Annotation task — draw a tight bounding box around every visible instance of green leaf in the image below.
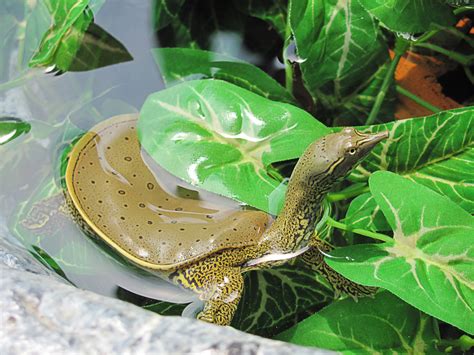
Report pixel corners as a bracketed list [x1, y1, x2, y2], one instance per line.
[235, 0, 287, 38]
[28, 0, 112, 72]
[276, 291, 441, 353]
[352, 107, 474, 213]
[67, 23, 133, 71]
[138, 79, 330, 213]
[153, 0, 186, 31]
[326, 172, 474, 334]
[344, 192, 390, 232]
[31, 245, 72, 282]
[143, 301, 187, 315]
[358, 0, 456, 33]
[143, 263, 333, 337]
[298, 0, 388, 100]
[155, 1, 244, 51]
[232, 264, 333, 336]
[0, 117, 31, 145]
[29, 0, 93, 70]
[152, 47, 295, 104]
[289, 0, 325, 59]
[154, 1, 284, 66]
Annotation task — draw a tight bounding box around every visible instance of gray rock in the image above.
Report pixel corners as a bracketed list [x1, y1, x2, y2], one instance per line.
[0, 233, 330, 355]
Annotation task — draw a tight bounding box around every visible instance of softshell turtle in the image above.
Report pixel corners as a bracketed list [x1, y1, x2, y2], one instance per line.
[23, 113, 388, 325]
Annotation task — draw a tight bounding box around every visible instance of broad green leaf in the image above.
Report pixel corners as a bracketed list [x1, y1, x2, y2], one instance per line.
[138, 79, 330, 213]
[143, 263, 333, 337]
[289, 0, 325, 59]
[153, 0, 186, 31]
[22, 5, 50, 68]
[154, 1, 281, 62]
[298, 0, 388, 100]
[276, 291, 441, 353]
[31, 245, 72, 282]
[358, 0, 456, 33]
[327, 172, 474, 334]
[29, 0, 92, 70]
[67, 23, 133, 71]
[235, 0, 287, 37]
[352, 107, 474, 213]
[344, 192, 390, 232]
[28, 0, 108, 71]
[156, 1, 244, 51]
[143, 301, 187, 315]
[0, 117, 31, 145]
[152, 48, 295, 104]
[233, 264, 333, 336]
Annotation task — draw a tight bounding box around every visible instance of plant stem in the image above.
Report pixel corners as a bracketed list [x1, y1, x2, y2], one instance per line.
[415, 29, 439, 44]
[0, 70, 37, 92]
[327, 184, 369, 202]
[283, 19, 294, 94]
[326, 216, 393, 243]
[267, 165, 285, 183]
[366, 38, 409, 125]
[395, 85, 441, 113]
[414, 42, 474, 66]
[438, 335, 474, 352]
[464, 66, 474, 85]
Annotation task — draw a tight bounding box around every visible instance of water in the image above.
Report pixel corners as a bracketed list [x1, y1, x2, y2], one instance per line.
[0, 0, 263, 308]
[0, 1, 331, 336]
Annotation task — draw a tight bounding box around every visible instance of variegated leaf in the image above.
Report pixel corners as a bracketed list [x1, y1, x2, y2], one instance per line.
[352, 107, 474, 213]
[358, 0, 456, 33]
[138, 79, 330, 214]
[232, 264, 333, 336]
[277, 292, 439, 354]
[297, 0, 388, 100]
[276, 291, 440, 353]
[327, 172, 474, 334]
[344, 192, 390, 232]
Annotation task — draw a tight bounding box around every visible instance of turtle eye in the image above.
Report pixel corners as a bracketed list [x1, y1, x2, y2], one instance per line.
[348, 147, 357, 155]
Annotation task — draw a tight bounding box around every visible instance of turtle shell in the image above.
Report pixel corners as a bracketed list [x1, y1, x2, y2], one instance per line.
[65, 114, 271, 270]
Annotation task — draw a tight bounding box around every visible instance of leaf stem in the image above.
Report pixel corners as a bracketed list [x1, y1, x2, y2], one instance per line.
[414, 42, 474, 66]
[326, 216, 393, 243]
[283, 18, 293, 94]
[464, 66, 474, 85]
[366, 39, 409, 125]
[327, 184, 369, 202]
[415, 29, 439, 44]
[395, 85, 441, 113]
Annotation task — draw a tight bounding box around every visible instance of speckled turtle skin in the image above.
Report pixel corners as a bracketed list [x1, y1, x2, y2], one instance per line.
[23, 114, 388, 325]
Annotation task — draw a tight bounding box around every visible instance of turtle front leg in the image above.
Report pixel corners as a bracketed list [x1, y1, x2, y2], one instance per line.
[20, 194, 71, 235]
[301, 237, 377, 298]
[171, 264, 244, 326]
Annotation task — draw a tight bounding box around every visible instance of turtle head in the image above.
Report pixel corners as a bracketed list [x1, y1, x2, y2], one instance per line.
[296, 127, 388, 186]
[318, 127, 388, 181]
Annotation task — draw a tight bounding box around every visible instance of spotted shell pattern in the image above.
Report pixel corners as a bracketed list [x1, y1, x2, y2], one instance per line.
[66, 114, 271, 270]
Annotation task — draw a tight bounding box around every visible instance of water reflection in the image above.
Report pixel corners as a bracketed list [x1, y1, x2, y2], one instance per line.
[0, 1, 166, 306]
[0, 0, 301, 335]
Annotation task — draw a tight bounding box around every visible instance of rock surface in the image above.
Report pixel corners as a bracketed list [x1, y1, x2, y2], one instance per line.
[0, 234, 331, 355]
